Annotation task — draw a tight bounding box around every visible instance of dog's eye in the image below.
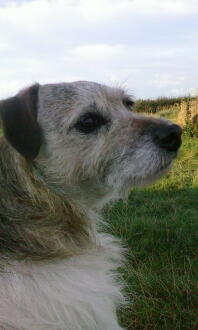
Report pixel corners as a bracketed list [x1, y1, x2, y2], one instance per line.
[74, 112, 108, 134]
[123, 98, 134, 109]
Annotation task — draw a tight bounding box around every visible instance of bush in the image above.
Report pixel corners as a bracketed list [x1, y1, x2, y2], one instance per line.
[134, 96, 193, 114]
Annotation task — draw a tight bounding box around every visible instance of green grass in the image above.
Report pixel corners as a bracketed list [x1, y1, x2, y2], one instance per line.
[104, 110, 198, 329]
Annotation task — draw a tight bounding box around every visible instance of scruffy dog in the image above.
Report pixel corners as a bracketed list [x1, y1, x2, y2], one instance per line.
[0, 82, 182, 329]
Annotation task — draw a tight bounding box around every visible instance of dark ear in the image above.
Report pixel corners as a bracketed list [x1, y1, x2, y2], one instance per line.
[0, 84, 42, 160]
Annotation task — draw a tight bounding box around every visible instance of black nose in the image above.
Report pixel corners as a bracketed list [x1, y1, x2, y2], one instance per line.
[151, 123, 182, 152]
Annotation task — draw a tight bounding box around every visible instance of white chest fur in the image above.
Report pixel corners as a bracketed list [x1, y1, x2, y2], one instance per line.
[0, 234, 125, 330]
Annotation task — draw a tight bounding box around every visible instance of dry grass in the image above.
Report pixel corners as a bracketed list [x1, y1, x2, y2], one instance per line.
[177, 98, 198, 136]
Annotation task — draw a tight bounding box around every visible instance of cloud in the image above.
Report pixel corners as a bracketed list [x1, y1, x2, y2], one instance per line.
[131, 0, 198, 15]
[153, 73, 185, 88]
[0, 0, 197, 99]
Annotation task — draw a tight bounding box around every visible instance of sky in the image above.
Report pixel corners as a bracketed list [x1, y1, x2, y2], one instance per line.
[0, 0, 198, 99]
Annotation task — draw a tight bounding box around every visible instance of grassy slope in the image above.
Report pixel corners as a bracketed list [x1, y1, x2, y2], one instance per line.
[104, 109, 198, 329]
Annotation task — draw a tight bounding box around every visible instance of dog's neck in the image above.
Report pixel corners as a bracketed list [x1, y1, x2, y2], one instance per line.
[0, 138, 96, 261]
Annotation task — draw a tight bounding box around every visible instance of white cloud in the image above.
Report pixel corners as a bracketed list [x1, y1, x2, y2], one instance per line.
[0, 0, 197, 99]
[153, 73, 185, 88]
[132, 0, 198, 15]
[70, 44, 126, 61]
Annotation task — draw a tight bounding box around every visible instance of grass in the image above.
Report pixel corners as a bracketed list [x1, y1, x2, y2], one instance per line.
[104, 108, 198, 329]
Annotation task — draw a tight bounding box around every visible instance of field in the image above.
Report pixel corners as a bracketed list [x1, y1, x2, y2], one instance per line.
[104, 105, 198, 329]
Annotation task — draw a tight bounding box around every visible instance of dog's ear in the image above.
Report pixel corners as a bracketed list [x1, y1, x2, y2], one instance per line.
[0, 84, 42, 160]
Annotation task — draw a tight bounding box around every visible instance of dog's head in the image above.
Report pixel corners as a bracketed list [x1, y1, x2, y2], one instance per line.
[0, 81, 182, 208]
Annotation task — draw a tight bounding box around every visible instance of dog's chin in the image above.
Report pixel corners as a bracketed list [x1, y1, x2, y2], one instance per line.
[118, 161, 172, 199]
[135, 162, 172, 187]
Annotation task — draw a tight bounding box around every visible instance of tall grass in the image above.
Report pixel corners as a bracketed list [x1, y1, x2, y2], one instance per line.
[178, 98, 198, 138]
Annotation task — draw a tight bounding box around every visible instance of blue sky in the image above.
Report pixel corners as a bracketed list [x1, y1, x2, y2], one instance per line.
[0, 0, 197, 99]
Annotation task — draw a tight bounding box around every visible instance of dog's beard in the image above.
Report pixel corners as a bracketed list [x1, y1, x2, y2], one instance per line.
[104, 147, 176, 200]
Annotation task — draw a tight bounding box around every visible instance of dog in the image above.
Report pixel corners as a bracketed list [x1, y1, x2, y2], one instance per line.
[0, 81, 182, 329]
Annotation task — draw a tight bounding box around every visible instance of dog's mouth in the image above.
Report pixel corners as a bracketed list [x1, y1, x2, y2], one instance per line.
[121, 157, 174, 191]
[136, 159, 173, 188]
[103, 141, 179, 196]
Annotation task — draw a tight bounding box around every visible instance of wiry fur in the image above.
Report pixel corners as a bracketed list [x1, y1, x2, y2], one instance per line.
[0, 81, 181, 329]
